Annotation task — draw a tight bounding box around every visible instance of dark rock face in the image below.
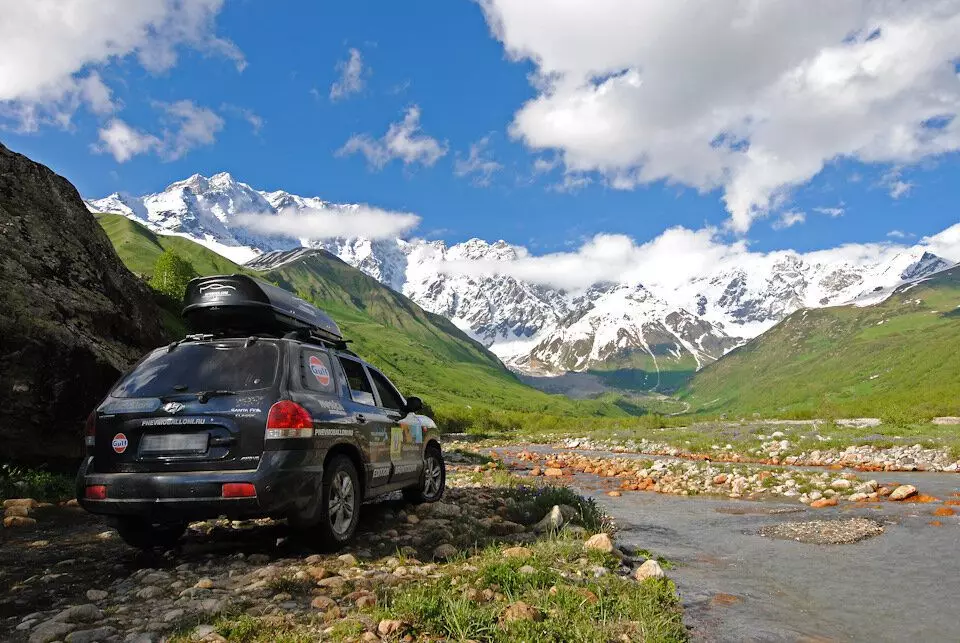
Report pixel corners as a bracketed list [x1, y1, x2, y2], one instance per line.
[0, 143, 166, 467]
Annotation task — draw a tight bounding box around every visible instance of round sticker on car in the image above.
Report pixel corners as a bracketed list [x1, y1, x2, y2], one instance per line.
[309, 355, 331, 387]
[112, 433, 129, 454]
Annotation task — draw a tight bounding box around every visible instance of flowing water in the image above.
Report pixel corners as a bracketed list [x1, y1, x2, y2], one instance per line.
[503, 446, 960, 642]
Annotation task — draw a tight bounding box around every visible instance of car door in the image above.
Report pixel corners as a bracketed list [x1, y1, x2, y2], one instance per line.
[367, 367, 422, 486]
[334, 354, 391, 489]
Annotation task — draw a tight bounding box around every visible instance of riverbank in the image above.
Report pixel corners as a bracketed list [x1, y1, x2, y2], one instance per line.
[1, 466, 684, 643]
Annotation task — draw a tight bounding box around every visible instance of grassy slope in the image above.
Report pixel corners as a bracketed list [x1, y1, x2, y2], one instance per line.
[681, 265, 960, 419]
[96, 213, 629, 425]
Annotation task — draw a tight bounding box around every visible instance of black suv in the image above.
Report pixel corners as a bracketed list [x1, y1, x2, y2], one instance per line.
[77, 275, 445, 549]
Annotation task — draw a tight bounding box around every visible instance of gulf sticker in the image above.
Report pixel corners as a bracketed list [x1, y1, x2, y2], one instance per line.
[112, 433, 129, 454]
[308, 355, 331, 387]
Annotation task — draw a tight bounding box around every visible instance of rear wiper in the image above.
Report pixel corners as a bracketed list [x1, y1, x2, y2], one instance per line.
[197, 390, 236, 403]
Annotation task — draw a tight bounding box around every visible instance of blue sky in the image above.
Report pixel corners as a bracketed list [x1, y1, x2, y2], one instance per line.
[2, 0, 958, 257]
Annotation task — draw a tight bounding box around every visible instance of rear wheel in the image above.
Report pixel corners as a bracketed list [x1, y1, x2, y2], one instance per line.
[318, 455, 361, 548]
[114, 517, 187, 550]
[403, 444, 445, 504]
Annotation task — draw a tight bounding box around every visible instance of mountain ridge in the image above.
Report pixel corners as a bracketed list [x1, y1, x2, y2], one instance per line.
[86, 173, 957, 388]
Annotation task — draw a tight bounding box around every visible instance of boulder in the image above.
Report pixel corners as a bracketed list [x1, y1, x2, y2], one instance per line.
[888, 484, 918, 501]
[634, 560, 665, 582]
[0, 143, 167, 467]
[584, 533, 617, 554]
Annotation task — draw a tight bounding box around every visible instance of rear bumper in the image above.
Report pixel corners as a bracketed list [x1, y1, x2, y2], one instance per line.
[76, 451, 322, 521]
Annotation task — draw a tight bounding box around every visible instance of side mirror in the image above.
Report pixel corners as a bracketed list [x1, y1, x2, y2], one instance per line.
[404, 396, 423, 414]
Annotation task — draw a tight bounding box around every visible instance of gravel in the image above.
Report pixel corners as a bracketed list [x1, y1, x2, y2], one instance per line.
[757, 518, 885, 544]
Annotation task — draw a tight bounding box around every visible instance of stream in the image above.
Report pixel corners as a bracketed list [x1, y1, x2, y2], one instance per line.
[500, 445, 960, 642]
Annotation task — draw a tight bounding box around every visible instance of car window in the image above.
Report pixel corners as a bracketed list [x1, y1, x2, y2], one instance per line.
[112, 341, 278, 398]
[301, 349, 336, 394]
[337, 356, 376, 406]
[369, 369, 405, 412]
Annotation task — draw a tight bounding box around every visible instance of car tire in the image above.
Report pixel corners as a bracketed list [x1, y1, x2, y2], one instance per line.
[403, 444, 445, 504]
[318, 455, 361, 548]
[115, 517, 187, 550]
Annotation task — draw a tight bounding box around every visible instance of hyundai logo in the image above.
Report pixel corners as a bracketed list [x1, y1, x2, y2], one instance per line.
[163, 402, 185, 415]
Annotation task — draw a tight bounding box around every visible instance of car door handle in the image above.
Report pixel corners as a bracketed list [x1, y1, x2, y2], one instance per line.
[355, 414, 367, 424]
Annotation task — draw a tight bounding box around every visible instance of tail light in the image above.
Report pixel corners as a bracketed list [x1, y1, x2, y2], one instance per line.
[84, 412, 97, 447]
[222, 483, 257, 498]
[265, 401, 313, 439]
[84, 485, 107, 500]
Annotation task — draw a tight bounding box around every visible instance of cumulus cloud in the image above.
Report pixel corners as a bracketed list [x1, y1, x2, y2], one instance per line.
[160, 100, 224, 159]
[454, 135, 502, 185]
[889, 180, 914, 199]
[94, 119, 161, 162]
[338, 105, 447, 169]
[814, 206, 845, 218]
[0, 0, 241, 130]
[921, 222, 960, 260]
[772, 210, 806, 230]
[94, 100, 223, 162]
[330, 48, 366, 101]
[433, 227, 747, 291]
[886, 229, 910, 239]
[429, 222, 960, 292]
[479, 0, 960, 231]
[235, 206, 421, 240]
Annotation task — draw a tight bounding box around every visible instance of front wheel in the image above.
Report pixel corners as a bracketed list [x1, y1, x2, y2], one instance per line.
[114, 517, 187, 550]
[318, 455, 361, 548]
[403, 445, 445, 504]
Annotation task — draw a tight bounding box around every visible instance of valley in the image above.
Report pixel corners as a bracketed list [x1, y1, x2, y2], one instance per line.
[85, 173, 958, 393]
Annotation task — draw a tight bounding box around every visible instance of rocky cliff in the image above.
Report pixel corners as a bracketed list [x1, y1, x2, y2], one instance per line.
[0, 143, 166, 467]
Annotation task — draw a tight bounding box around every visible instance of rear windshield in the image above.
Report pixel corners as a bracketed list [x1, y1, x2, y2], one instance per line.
[112, 341, 279, 398]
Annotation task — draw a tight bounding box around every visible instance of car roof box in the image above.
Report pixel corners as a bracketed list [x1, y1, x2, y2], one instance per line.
[182, 274, 343, 342]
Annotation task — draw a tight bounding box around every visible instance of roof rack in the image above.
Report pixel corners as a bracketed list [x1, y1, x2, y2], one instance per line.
[182, 274, 344, 346]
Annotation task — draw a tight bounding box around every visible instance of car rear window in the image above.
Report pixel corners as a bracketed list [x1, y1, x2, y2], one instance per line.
[111, 341, 279, 398]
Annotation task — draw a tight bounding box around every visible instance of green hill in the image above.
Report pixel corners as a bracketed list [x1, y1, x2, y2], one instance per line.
[680, 265, 960, 420]
[95, 213, 631, 429]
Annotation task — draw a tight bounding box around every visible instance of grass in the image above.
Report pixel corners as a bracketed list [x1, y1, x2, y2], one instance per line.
[95, 213, 641, 434]
[375, 536, 686, 643]
[680, 266, 960, 420]
[0, 463, 74, 502]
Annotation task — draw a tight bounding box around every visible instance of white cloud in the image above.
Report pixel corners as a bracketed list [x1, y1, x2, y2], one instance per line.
[921, 222, 960, 260]
[434, 227, 748, 291]
[428, 222, 960, 293]
[479, 0, 960, 231]
[94, 119, 161, 162]
[814, 206, 845, 217]
[160, 100, 224, 160]
[772, 210, 806, 230]
[235, 206, 421, 240]
[330, 48, 366, 101]
[0, 0, 241, 130]
[886, 229, 910, 239]
[548, 173, 592, 193]
[338, 105, 447, 169]
[93, 100, 223, 162]
[454, 135, 502, 185]
[889, 180, 914, 199]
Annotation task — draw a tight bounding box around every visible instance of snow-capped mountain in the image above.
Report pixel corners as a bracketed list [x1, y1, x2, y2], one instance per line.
[86, 173, 956, 384]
